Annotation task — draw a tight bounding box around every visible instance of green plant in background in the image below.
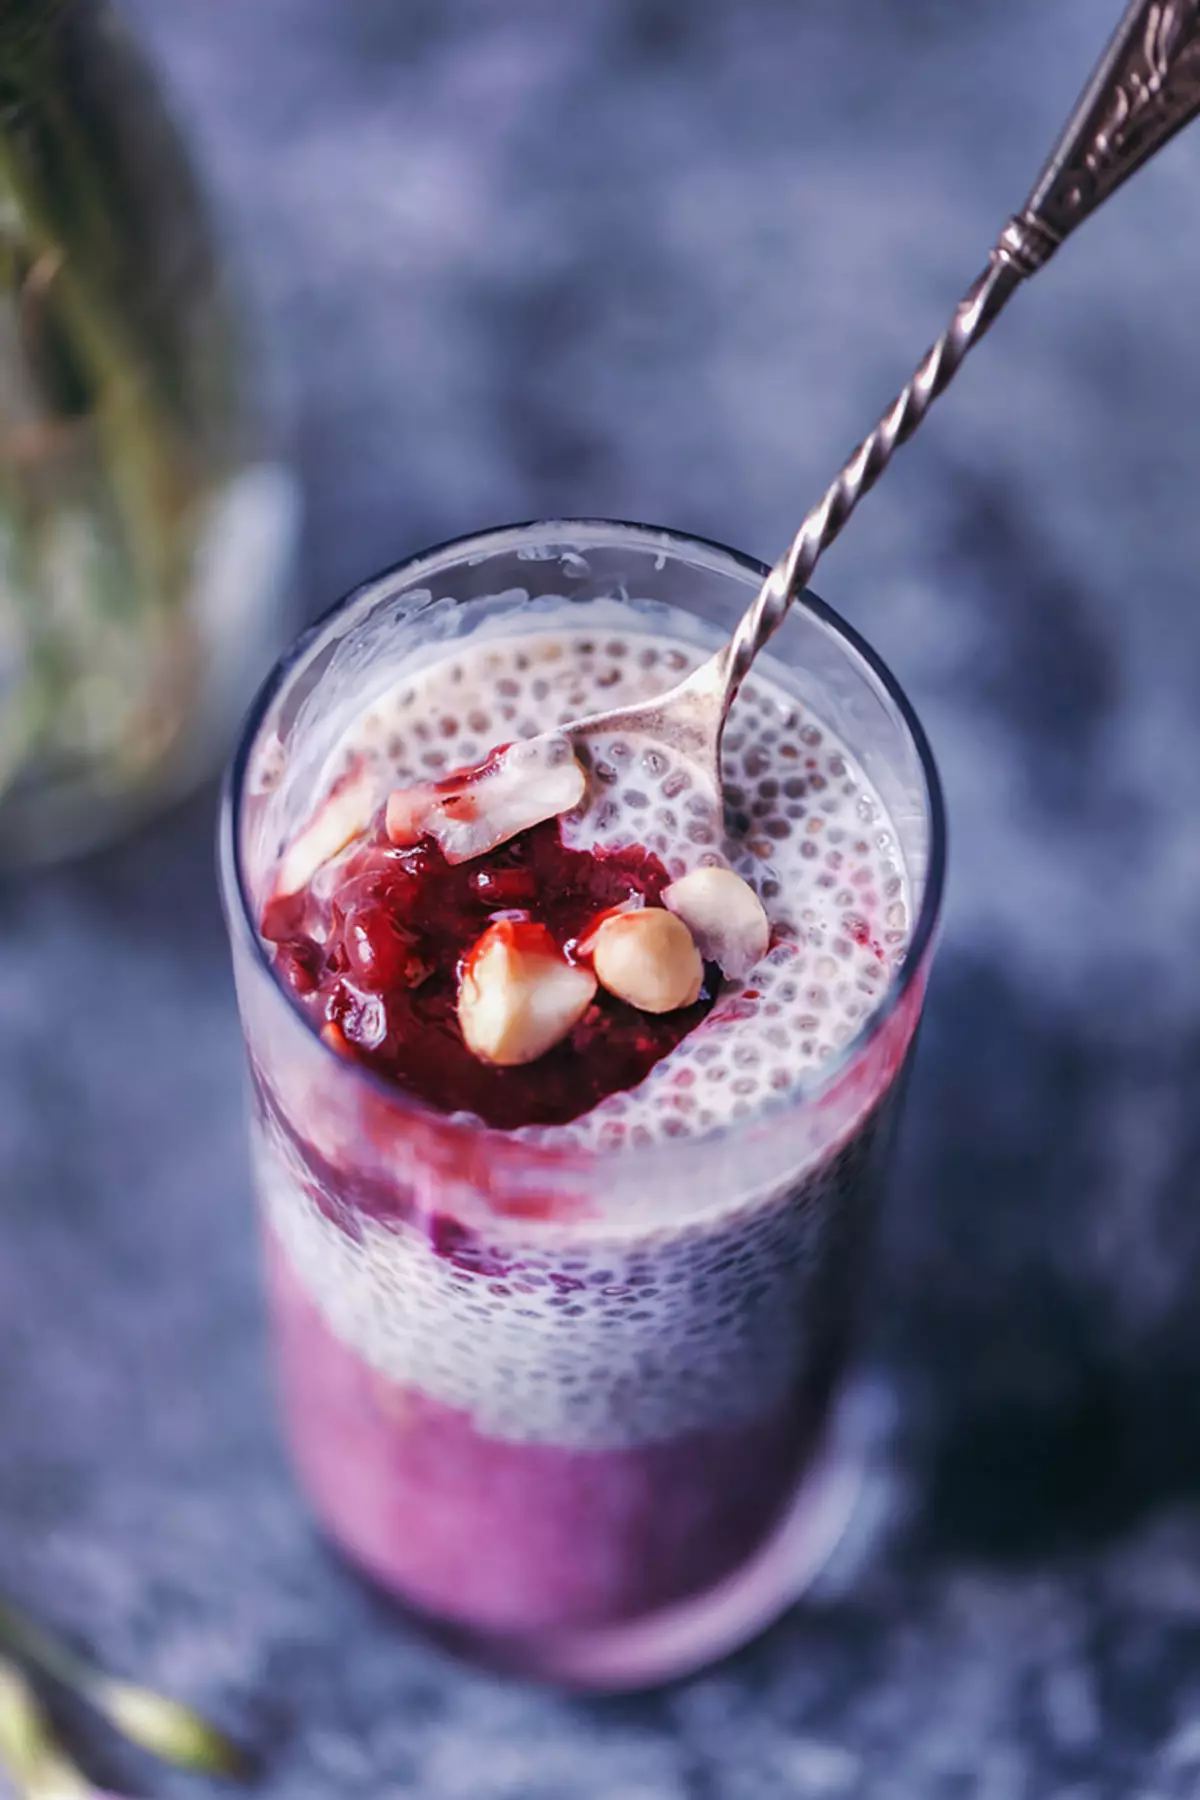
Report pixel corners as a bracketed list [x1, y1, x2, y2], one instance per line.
[0, 0, 295, 863]
[0, 1657, 94, 1798]
[0, 1597, 243, 1796]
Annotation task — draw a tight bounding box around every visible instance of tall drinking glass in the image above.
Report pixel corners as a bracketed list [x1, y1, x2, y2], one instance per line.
[219, 520, 945, 1688]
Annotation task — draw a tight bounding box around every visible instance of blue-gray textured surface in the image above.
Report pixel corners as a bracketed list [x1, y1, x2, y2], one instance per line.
[3, 1, 1200, 1794]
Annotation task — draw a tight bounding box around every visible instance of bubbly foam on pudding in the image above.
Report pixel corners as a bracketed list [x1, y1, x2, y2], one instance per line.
[304, 626, 910, 1148]
[253, 616, 916, 1447]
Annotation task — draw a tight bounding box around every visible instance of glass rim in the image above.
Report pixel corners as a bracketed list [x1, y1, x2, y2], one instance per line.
[219, 516, 947, 1170]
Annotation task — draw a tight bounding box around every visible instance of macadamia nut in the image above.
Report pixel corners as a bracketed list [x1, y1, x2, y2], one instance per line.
[458, 921, 597, 1066]
[662, 866, 769, 978]
[591, 908, 704, 1014]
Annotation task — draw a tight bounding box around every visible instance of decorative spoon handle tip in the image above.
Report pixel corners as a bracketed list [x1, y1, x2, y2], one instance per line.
[722, 0, 1200, 703]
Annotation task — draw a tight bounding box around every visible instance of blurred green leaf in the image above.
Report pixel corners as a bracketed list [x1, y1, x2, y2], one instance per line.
[0, 1599, 244, 1781]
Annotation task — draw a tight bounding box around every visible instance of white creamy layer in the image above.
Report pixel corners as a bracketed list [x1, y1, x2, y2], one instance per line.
[258, 1104, 886, 1447]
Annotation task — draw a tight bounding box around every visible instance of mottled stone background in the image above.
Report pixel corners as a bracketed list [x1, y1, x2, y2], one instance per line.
[3, 2, 1200, 1795]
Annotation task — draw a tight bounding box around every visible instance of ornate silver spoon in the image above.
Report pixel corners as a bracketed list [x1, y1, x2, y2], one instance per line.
[544, 0, 1200, 800]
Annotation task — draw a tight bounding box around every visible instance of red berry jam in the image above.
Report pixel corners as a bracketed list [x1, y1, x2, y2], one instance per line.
[263, 817, 718, 1129]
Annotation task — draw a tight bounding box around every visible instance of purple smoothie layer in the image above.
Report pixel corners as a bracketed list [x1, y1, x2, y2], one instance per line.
[267, 1232, 814, 1634]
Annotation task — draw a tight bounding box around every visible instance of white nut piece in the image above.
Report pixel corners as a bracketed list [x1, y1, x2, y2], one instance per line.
[385, 783, 435, 847]
[458, 921, 597, 1066]
[434, 736, 586, 864]
[591, 908, 703, 1014]
[276, 767, 376, 897]
[662, 866, 770, 978]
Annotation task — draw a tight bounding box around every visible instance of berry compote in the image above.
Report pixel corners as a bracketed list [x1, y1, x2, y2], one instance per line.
[262, 816, 717, 1130]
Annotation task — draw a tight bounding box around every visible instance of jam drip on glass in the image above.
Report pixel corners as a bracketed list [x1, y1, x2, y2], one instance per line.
[263, 817, 718, 1129]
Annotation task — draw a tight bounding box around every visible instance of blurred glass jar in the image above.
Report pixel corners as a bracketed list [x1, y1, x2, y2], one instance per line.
[0, 0, 299, 864]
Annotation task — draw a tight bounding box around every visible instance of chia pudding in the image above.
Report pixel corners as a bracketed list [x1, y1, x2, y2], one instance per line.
[221, 525, 942, 1687]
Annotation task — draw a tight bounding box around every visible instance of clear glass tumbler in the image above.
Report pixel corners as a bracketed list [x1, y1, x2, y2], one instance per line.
[219, 520, 945, 1689]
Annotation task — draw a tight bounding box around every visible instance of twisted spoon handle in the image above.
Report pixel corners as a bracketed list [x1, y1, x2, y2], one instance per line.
[722, 0, 1200, 703]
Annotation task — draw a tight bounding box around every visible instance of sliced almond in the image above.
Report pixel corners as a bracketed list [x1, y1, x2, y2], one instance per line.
[591, 908, 703, 1014]
[458, 920, 597, 1066]
[433, 737, 585, 864]
[662, 866, 770, 978]
[386, 738, 585, 864]
[276, 767, 376, 897]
